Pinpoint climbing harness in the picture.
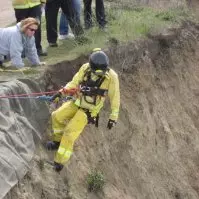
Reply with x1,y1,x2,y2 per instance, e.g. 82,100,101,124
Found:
79,69,108,105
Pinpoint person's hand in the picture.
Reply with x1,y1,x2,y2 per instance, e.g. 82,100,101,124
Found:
107,119,116,129
50,92,62,102
88,116,97,124
54,162,64,172
86,111,97,125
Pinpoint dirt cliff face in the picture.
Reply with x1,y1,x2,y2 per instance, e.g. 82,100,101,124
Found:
5,22,199,199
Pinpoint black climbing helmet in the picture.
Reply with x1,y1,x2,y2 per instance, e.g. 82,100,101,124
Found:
89,51,109,71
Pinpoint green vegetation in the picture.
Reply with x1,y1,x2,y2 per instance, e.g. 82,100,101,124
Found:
86,170,105,192
40,6,193,66
155,7,191,22
3,5,194,76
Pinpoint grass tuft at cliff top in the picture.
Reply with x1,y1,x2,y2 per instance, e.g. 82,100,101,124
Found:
40,6,195,66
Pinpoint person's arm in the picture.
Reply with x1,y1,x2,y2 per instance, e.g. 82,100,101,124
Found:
50,63,89,102
64,63,89,89
108,69,120,121
10,34,24,68
56,63,89,96
25,37,41,65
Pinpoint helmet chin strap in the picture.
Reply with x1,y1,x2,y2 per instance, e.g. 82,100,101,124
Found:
91,69,106,76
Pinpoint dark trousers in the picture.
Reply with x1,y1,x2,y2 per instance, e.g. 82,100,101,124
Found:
14,5,42,51
83,0,106,29
45,0,84,43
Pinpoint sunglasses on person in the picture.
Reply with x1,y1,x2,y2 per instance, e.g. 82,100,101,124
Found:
28,28,37,32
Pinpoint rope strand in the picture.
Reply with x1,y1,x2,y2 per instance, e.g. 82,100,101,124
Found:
0,90,58,99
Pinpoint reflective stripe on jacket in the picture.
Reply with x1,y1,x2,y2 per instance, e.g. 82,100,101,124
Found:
12,0,46,9
62,63,120,121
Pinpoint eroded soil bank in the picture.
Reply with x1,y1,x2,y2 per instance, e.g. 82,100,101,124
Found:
4,21,199,199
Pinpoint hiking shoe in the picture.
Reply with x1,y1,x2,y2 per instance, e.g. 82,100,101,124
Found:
46,141,60,150
49,43,58,47
58,33,75,40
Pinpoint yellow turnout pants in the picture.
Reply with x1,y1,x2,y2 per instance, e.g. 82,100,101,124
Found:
51,101,88,164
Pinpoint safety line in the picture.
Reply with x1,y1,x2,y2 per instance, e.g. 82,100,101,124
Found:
0,90,58,99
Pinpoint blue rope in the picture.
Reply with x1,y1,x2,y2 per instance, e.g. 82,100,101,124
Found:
1,95,74,102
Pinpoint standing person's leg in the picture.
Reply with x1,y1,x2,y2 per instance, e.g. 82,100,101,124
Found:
61,0,84,37
95,0,106,29
14,9,29,22
45,0,60,46
59,11,69,36
59,0,80,39
83,0,92,29
73,0,81,20
29,5,47,56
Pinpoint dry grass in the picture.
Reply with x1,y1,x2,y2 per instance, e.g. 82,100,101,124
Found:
39,6,193,67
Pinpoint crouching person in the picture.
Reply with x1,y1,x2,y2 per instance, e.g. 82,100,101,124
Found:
46,49,120,172
0,17,45,69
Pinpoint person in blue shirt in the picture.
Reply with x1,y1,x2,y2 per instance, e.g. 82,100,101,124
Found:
0,18,45,69
12,0,47,56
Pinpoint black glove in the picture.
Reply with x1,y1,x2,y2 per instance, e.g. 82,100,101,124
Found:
88,116,96,124
86,111,96,125
50,92,62,102
54,162,64,172
107,119,116,129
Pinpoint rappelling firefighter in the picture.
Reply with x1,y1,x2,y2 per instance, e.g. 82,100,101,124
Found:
46,49,120,172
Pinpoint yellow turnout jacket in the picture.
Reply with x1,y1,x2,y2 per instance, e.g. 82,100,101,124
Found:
12,0,46,9
62,63,120,121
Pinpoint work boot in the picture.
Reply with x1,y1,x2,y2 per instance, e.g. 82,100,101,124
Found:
54,162,64,172
46,141,60,150
49,42,58,47
37,49,48,56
